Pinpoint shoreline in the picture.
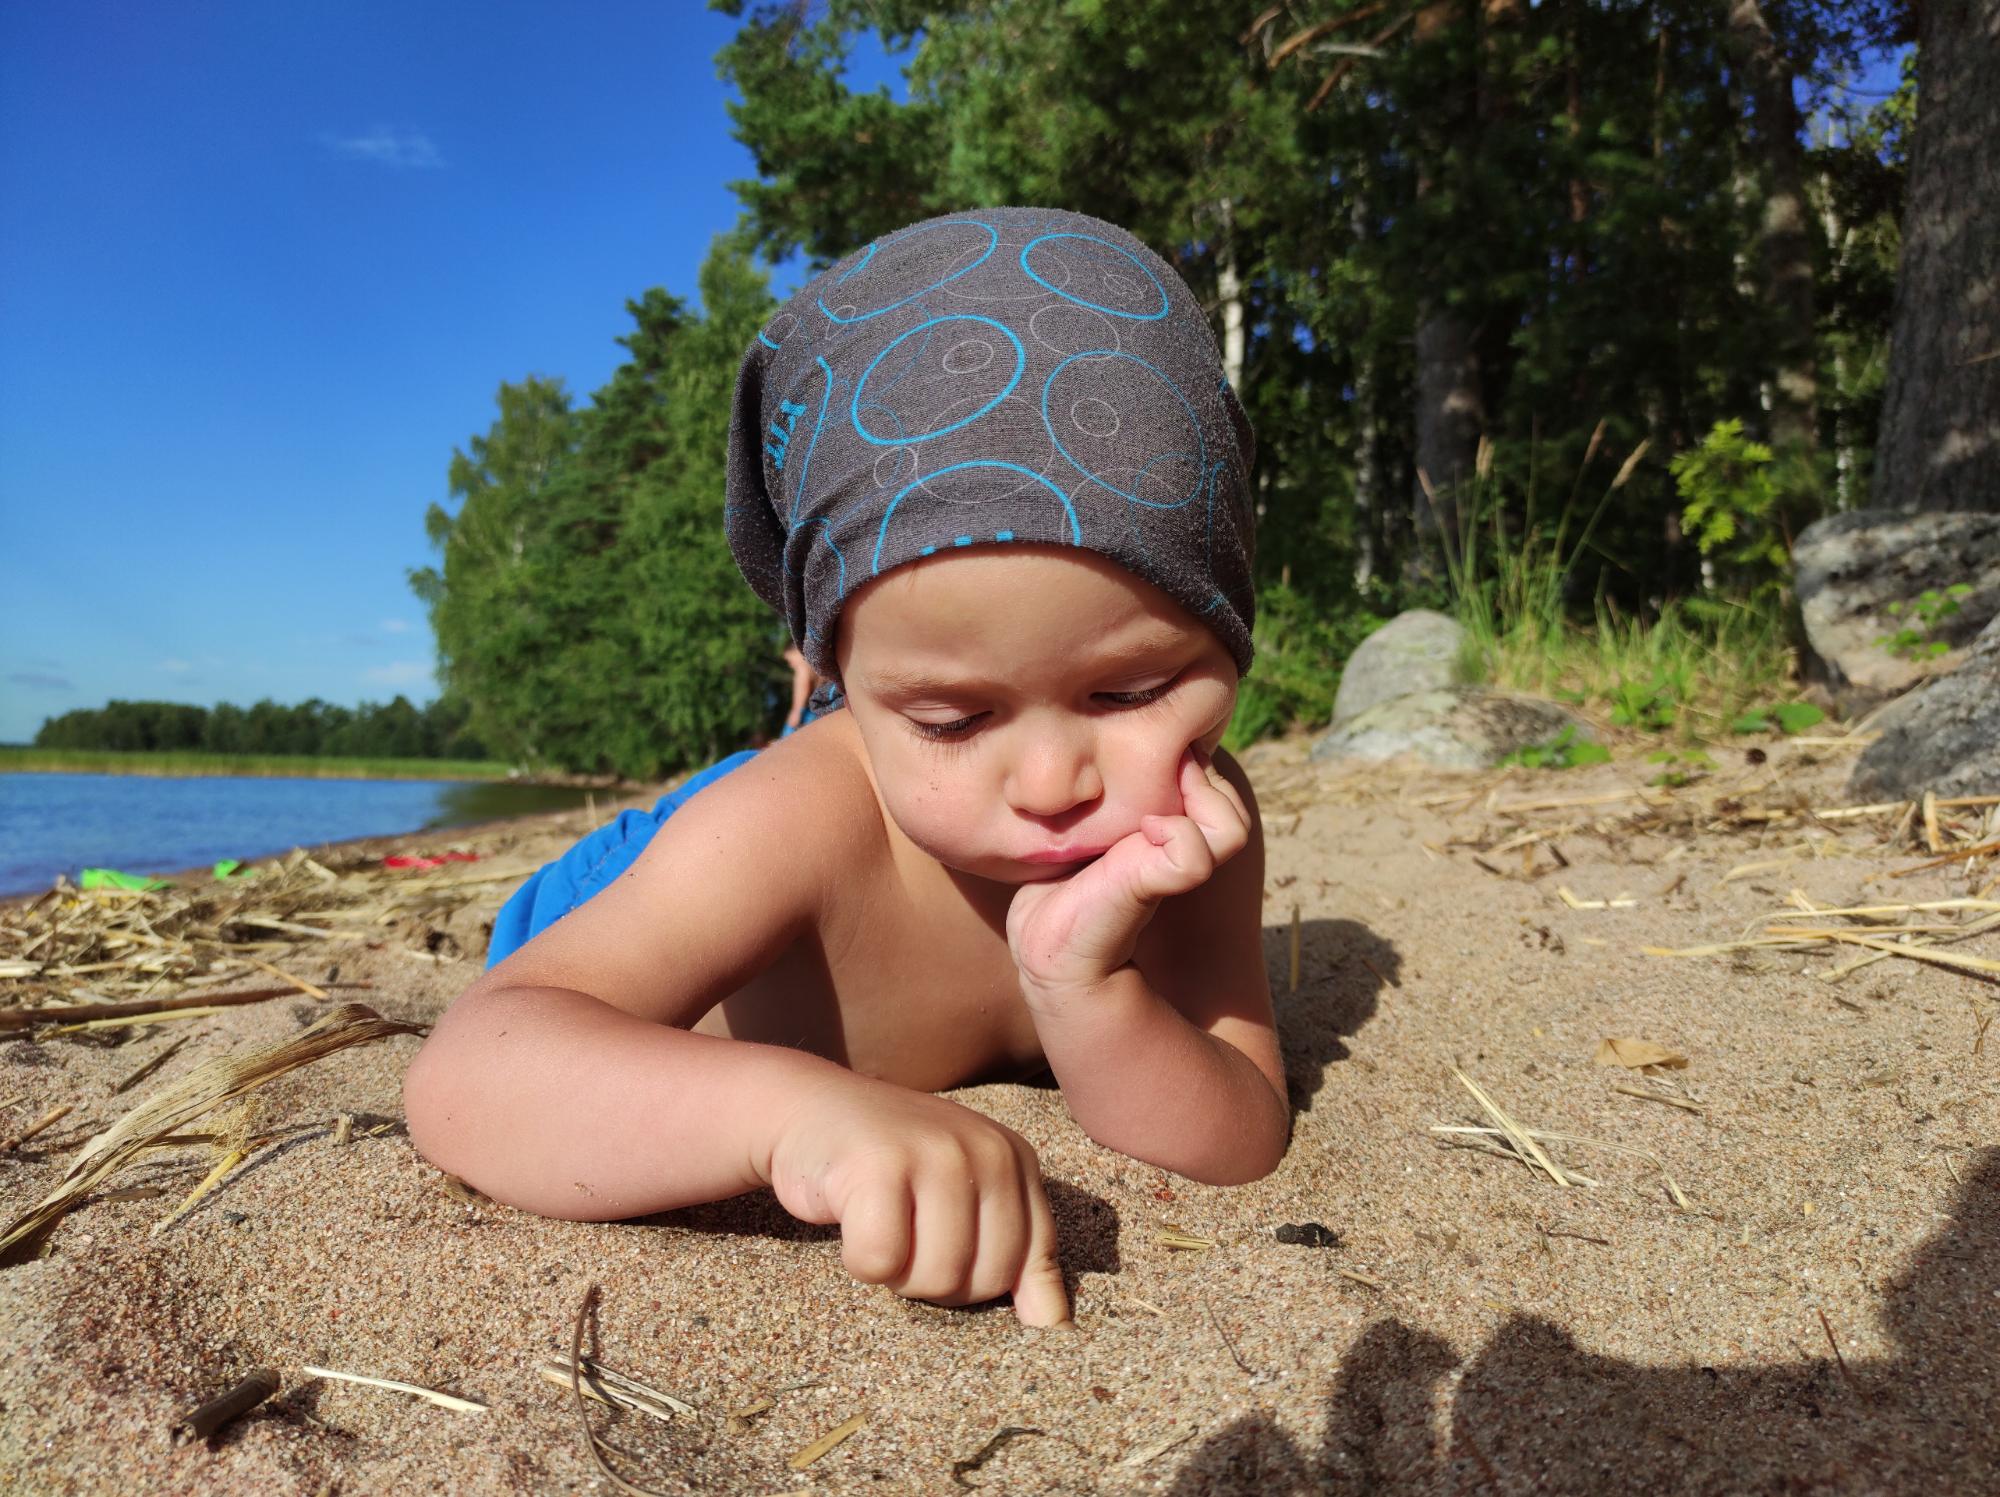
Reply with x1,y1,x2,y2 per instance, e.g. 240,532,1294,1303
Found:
0,780,666,907
0,754,640,788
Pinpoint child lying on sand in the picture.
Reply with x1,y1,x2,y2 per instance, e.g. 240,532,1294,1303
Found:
404,207,1288,1326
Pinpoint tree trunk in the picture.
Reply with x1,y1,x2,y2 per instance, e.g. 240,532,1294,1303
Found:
1725,0,1818,455
1873,0,2000,513
1213,197,1247,394
1409,0,1506,571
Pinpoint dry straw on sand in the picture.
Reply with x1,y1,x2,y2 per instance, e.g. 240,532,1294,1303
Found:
0,1002,423,1260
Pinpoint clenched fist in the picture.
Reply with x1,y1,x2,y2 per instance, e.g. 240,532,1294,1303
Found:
765,1071,1069,1326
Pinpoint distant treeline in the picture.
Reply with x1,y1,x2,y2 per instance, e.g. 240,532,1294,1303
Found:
32,696,488,761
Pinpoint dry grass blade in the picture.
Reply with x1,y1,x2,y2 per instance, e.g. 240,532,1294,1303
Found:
1768,930,2000,978
1558,886,1637,910
1611,1082,1705,1113
568,1286,675,1497
0,1003,424,1260
302,1364,487,1413
535,1358,695,1421
152,1145,249,1235
44,1006,233,1035
2,1104,74,1152
790,1412,868,1471
239,957,329,999
1433,1124,1692,1210
1451,1068,1570,1187
0,983,357,1032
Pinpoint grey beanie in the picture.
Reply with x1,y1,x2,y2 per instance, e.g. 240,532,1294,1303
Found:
724,205,1256,681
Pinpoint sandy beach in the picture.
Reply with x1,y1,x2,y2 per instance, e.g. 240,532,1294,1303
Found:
2,732,1995,1494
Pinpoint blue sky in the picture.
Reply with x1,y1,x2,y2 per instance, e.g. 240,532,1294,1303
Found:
0,9,1908,747
0,2,905,744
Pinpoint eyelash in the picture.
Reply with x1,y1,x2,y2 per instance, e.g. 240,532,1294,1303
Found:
908,682,1176,743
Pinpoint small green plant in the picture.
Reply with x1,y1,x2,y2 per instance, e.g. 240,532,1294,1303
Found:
1501,724,1613,770
1729,701,1826,735
1876,584,1973,660
1646,746,1716,787
1605,666,1691,732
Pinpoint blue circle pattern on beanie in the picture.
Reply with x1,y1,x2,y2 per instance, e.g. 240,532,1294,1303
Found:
724,206,1257,683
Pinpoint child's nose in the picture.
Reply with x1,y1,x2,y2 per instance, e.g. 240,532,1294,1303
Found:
1005,733,1103,818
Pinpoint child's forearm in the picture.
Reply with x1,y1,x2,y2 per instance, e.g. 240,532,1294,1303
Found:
1025,967,1289,1185
404,983,841,1219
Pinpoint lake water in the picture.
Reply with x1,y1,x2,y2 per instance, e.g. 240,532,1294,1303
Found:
0,773,600,896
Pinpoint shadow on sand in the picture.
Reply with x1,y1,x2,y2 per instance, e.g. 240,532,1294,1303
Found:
1263,917,1400,1110
1164,1149,2000,1493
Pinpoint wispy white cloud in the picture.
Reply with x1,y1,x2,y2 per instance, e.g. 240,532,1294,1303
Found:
380,618,412,634
159,658,192,674
363,660,434,689
6,671,71,691
322,127,445,169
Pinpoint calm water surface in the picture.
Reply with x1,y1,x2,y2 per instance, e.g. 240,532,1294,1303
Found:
0,773,599,896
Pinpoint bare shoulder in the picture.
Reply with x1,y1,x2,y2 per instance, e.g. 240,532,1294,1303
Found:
481,712,889,1026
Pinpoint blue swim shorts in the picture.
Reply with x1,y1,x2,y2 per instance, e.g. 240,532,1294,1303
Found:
486,749,761,968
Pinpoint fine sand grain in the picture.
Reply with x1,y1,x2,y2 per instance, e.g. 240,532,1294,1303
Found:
2,734,1995,1493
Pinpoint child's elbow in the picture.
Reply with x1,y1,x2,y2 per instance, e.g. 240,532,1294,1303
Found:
402,1024,472,1177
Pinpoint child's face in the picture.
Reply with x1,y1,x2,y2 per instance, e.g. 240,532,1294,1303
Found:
833,545,1239,884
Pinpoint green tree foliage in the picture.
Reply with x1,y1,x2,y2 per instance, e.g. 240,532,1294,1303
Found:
411,237,780,778
711,0,1906,634
33,696,485,759
414,4,1916,766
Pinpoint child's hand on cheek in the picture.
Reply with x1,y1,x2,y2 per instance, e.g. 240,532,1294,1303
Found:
1006,743,1250,1003
765,1073,1070,1327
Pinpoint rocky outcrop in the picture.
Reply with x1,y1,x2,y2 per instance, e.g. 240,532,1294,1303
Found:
1311,687,1580,770
1793,509,2000,709
1848,614,2000,800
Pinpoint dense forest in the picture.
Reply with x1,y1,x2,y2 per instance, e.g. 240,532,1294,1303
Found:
32,696,486,761
411,0,1993,779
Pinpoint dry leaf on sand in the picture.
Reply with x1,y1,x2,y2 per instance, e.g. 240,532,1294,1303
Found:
1594,1037,1688,1070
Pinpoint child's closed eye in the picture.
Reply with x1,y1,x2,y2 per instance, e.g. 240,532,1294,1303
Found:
907,678,1178,743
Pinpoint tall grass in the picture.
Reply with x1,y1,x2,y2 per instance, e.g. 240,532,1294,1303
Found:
1431,427,1794,737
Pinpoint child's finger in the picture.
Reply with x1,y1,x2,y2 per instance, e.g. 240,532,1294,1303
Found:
1010,1166,1070,1327
894,1175,978,1302
1134,816,1215,900
1177,760,1250,859
965,1172,1031,1306
839,1178,914,1286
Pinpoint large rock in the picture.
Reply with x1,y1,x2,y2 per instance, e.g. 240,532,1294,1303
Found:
1312,687,1580,770
1793,509,2000,709
1848,614,2000,800
1331,609,1469,724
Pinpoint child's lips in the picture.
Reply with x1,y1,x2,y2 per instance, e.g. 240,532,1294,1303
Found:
1019,845,1110,865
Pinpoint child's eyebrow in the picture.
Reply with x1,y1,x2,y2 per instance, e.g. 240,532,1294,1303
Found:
867,630,1192,697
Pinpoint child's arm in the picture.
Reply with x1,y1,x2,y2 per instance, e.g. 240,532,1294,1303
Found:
404,754,1068,1324
1008,746,1289,1184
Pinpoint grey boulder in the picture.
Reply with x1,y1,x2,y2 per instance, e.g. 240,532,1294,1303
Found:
1848,614,2000,800
1312,687,1581,770
1793,509,2000,708
1332,609,1470,724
